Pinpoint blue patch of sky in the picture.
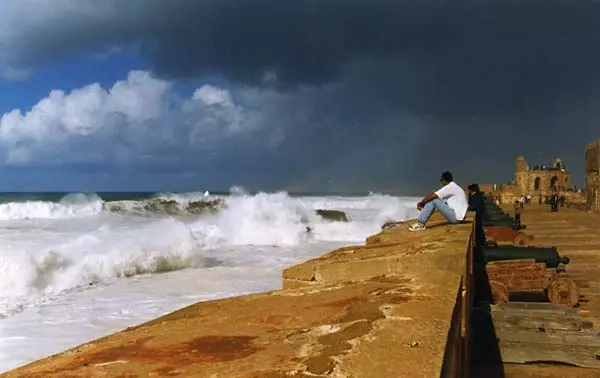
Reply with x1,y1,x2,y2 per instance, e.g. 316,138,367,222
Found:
0,48,147,114
0,47,240,191
0,47,233,116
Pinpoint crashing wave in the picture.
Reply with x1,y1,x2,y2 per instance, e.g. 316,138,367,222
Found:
104,197,225,215
0,217,221,318
0,190,421,319
0,193,103,220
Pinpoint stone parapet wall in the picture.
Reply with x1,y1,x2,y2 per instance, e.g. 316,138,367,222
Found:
587,140,600,213
498,190,584,204
587,173,600,213
479,184,584,206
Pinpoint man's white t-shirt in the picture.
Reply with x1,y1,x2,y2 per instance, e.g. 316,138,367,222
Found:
434,181,469,221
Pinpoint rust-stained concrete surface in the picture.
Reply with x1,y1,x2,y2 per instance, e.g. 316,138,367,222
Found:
1,215,471,378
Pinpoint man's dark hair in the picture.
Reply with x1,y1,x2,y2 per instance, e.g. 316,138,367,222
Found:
441,171,454,182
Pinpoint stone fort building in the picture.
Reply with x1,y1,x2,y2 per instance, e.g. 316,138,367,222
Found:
515,156,572,196
486,155,584,205
485,139,600,212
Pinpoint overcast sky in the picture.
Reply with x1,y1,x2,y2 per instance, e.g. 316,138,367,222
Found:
0,0,598,193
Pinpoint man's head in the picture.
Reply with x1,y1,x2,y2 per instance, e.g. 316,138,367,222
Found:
467,183,480,194
440,171,454,185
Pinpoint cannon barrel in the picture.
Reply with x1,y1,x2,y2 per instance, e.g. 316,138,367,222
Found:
485,207,508,215
481,246,569,268
483,209,513,218
484,208,505,215
481,219,526,231
482,219,515,227
484,213,512,220
485,213,509,220
483,215,514,223
484,203,502,209
484,207,509,215
484,207,510,215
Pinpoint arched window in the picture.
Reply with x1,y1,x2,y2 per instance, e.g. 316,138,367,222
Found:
550,176,558,190
534,177,541,191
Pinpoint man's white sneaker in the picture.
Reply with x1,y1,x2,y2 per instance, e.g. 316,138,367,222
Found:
408,222,426,232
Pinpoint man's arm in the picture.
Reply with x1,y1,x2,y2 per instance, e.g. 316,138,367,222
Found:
417,192,439,210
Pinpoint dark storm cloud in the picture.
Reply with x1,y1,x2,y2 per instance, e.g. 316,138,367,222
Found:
2,0,600,190
4,0,600,114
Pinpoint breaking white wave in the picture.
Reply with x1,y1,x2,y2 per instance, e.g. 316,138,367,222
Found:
0,193,104,220
193,191,418,247
0,190,415,223
103,196,224,215
0,218,218,318
0,190,418,315
0,192,224,220
0,189,419,372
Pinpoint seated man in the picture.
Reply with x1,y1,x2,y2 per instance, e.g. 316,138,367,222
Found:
409,171,468,231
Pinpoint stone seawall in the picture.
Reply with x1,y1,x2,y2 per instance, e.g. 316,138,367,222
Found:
1,213,474,378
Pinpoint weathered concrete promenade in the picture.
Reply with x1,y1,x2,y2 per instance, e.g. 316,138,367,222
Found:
1,213,474,378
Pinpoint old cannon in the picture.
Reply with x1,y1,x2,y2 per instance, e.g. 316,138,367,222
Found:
481,202,523,223
480,246,579,307
468,186,532,246
481,246,569,268
484,212,514,221
483,205,506,214
484,215,512,224
480,203,530,245
482,207,520,223
483,226,533,247
480,212,531,246
486,259,579,307
483,216,525,228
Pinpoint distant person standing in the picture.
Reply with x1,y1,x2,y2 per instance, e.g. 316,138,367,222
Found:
526,194,532,204
513,200,522,229
550,194,559,212
409,171,468,232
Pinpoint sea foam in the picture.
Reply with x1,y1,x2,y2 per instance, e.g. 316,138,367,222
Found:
0,190,419,372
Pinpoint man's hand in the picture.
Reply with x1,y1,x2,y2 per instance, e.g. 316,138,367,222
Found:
417,193,438,211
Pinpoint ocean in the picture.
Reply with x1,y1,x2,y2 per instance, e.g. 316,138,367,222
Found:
0,189,420,372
